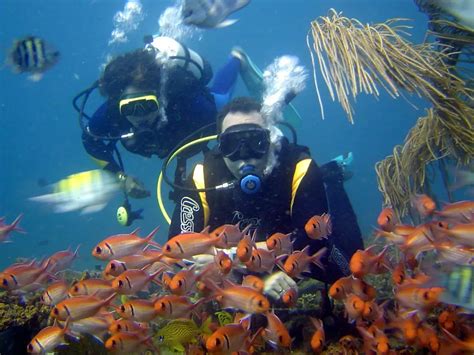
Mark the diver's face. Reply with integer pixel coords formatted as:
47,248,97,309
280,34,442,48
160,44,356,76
220,111,271,179
122,86,160,129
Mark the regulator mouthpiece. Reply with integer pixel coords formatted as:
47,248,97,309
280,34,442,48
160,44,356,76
239,165,261,194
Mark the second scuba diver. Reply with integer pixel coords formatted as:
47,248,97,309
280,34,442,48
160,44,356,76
76,36,245,224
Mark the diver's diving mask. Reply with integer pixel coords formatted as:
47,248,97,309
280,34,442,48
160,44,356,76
119,92,160,118
218,124,271,161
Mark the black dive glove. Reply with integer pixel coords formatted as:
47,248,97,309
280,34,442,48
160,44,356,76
117,172,150,199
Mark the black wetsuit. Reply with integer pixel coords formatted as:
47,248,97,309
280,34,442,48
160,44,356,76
82,66,217,173
168,138,364,283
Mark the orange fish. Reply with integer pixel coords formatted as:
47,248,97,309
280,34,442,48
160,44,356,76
266,232,293,255
283,246,327,279
310,317,325,353
154,295,205,319
417,323,440,352
428,239,474,265
263,310,291,349
236,230,256,263
27,319,71,353
212,223,251,248
163,226,218,259
434,200,474,223
51,293,116,321
205,318,253,353
0,259,51,291
411,193,436,217
64,312,114,343
438,307,460,332
103,249,164,277
169,266,199,295
281,287,298,307
349,245,390,278
442,327,474,352
0,213,25,242
109,319,149,334
377,207,397,232
116,298,157,322
241,275,264,292
45,245,80,273
214,251,233,275
388,313,419,344
343,294,365,322
395,285,443,316
92,226,160,260
41,280,69,306
68,278,114,298
111,267,163,295
105,332,155,353
392,261,406,286
358,326,390,355
400,224,434,257
206,279,270,314
305,213,332,240
433,222,474,247
245,248,275,273
161,271,173,292
329,275,376,301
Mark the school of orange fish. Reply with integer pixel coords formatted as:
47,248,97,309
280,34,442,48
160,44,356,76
0,195,473,354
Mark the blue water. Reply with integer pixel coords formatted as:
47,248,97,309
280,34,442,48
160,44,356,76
0,0,431,270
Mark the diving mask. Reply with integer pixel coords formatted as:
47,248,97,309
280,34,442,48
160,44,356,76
218,124,270,161
119,92,160,117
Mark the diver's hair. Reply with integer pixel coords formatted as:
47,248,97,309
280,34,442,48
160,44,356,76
217,96,262,133
99,50,162,99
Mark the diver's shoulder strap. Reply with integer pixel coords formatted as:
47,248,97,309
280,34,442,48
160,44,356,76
192,164,210,226
287,143,313,216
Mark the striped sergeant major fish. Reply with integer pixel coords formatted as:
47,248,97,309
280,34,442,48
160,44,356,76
8,36,60,81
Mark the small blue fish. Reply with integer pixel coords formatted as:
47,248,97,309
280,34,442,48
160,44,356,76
182,0,250,28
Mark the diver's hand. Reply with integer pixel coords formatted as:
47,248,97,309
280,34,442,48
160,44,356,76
117,173,150,199
264,271,297,301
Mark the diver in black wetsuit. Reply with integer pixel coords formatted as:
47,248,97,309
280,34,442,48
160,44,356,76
168,97,364,297
81,36,241,201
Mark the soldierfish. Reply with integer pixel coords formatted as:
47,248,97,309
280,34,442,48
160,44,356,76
0,214,25,242
103,249,164,277
377,207,397,232
164,226,218,259
266,231,293,255
262,310,292,349
45,245,80,273
305,213,332,240
213,223,252,248
116,299,157,322
0,259,51,291
182,0,251,29
109,319,149,334
205,317,253,353
63,312,114,344
41,280,69,306
27,319,71,353
111,267,163,295
411,194,436,218
105,332,155,353
283,246,327,279
68,278,115,298
206,279,270,314
236,229,256,262
154,295,205,319
434,200,474,223
349,245,391,278
310,318,325,353
51,293,116,321
93,227,160,260
245,248,275,273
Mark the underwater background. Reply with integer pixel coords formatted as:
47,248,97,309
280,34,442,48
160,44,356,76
0,0,435,271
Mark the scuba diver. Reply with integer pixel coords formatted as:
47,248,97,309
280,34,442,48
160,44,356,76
75,36,246,226
167,96,364,299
